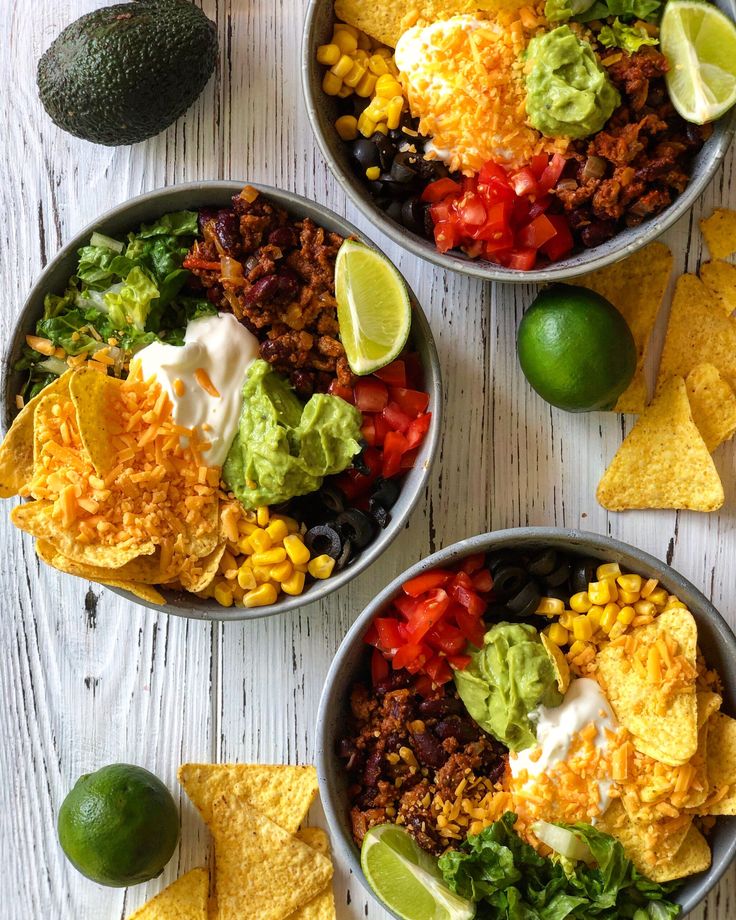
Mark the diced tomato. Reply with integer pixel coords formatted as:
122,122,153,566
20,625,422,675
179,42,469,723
392,642,430,671
400,446,420,470
382,429,409,478
457,193,486,227
413,675,435,698
541,213,574,260
405,588,451,643
434,220,463,253
509,167,538,198
452,570,474,591
447,654,472,670
382,402,412,434
461,553,485,575
462,240,485,259
402,569,453,597
375,617,404,653
425,656,453,685
530,153,549,180
363,622,379,647
472,202,513,241
361,417,376,447
374,359,407,387
406,413,431,449
518,214,558,251
538,153,568,193
373,414,391,447
508,249,537,271
421,177,462,203
454,606,486,648
451,583,487,617
390,388,430,417
336,446,381,498
430,200,454,224
402,352,423,388
328,380,355,404
472,568,493,593
527,195,552,221
354,378,388,412
371,647,389,685
426,620,467,655
393,593,420,620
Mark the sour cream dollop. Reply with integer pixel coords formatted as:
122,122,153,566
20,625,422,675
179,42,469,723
135,313,259,466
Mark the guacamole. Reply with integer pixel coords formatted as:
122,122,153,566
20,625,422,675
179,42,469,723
454,622,563,752
525,26,620,139
222,360,362,509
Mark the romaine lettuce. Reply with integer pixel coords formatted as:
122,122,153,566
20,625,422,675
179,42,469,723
598,18,659,52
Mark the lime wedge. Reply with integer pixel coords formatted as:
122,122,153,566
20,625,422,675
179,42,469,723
661,0,736,124
335,239,412,376
360,824,476,920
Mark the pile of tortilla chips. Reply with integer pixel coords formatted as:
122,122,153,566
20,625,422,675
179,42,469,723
0,366,227,604
128,763,336,920
594,607,736,882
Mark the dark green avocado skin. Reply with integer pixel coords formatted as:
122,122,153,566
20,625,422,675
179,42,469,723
37,0,218,146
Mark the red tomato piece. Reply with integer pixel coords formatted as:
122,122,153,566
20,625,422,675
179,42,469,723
406,413,431,449
509,167,538,198
454,606,486,648
375,617,404,652
447,653,472,670
426,620,468,655
374,360,407,387
382,402,412,433
472,568,494,593
363,622,379,646
354,378,388,412
527,195,552,221
361,417,376,447
390,388,430,417
508,249,537,271
518,214,558,251
405,588,451,642
422,178,463,203
328,380,355,404
458,193,486,227
425,656,453,685
433,220,463,253
539,153,568,193
404,645,432,674
400,446,420,470
451,583,486,617
392,642,429,671
461,553,485,575
382,430,410,478
413,675,435,698
374,413,391,447
371,647,390,684
402,569,453,597
541,213,574,260
393,593,420,618
530,153,549,179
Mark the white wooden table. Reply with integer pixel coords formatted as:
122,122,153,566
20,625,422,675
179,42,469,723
1,2,735,918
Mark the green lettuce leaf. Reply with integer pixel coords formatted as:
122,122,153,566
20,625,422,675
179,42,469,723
544,0,596,23
76,244,136,289
577,0,661,21
136,210,199,238
598,18,659,51
103,266,160,330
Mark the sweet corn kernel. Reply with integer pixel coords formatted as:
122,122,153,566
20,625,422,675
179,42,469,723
665,594,682,609
270,514,300,534
357,112,377,136
374,46,392,59
366,96,387,117
366,166,381,180
569,639,588,658
266,519,290,543
548,623,569,646
641,578,659,598
294,562,309,573
284,534,310,565
572,615,593,641
648,587,669,606
634,600,655,616
597,562,621,580
249,528,272,553
282,570,306,596
270,560,293,582
570,591,592,613
386,96,404,129
618,588,640,605
334,29,359,53
231,582,246,603
316,43,341,65
237,565,257,591
219,549,238,576
354,48,369,62
322,72,342,95
588,605,605,627
375,74,402,96
244,583,278,608
254,564,275,582
214,583,233,607
256,506,269,527
536,597,565,616
357,30,372,50
608,622,627,640
617,573,642,593
372,122,389,134
355,72,378,97
605,578,619,601
308,554,336,579
337,84,354,98
251,547,287,566
239,520,258,536
559,611,576,630
588,580,612,605
368,54,389,75
331,54,354,78
237,535,253,554
344,62,366,88
600,604,619,634
617,605,636,625
333,22,359,37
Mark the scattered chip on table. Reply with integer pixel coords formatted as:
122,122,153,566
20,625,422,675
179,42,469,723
127,867,209,920
570,242,672,414
700,208,736,260
656,274,736,394
178,763,318,833
596,377,724,512
685,363,736,452
289,828,337,920
210,793,333,920
700,260,736,315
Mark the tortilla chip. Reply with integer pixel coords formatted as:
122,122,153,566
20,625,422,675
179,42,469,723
656,274,736,394
13,501,155,566
289,829,337,920
210,794,333,920
596,609,698,765
596,376,724,512
698,690,722,729
100,579,166,606
69,367,122,476
127,867,209,920
571,242,672,413
700,208,736,260
541,633,571,694
646,825,711,882
178,763,318,834
685,363,736,452
178,541,226,593
698,712,736,815
700,260,736,315
0,372,72,498
334,0,527,46
35,538,171,583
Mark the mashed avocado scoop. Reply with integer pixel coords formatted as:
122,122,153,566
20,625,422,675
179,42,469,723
525,26,620,138
454,622,563,752
223,360,362,509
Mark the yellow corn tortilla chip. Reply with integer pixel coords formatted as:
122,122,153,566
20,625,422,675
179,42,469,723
541,633,571,694
127,867,209,920
178,541,226,593
571,242,672,413
35,538,172,584
700,260,736,315
210,793,333,920
69,367,123,476
178,763,318,834
596,608,698,765
646,825,711,883
596,376,724,512
700,208,736,260
698,712,736,815
697,690,722,729
0,371,72,498
334,0,526,46
656,273,736,394
289,829,337,920
685,363,736,452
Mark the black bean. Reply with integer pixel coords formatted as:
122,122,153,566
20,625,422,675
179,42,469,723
304,524,342,559
580,220,616,248
435,717,479,745
335,509,375,549
275,268,299,300
352,138,380,171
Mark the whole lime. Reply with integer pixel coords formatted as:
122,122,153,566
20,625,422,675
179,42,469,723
517,284,637,412
57,764,179,887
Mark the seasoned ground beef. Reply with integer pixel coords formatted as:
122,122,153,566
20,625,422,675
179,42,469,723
186,188,355,396
554,47,712,247
338,670,507,855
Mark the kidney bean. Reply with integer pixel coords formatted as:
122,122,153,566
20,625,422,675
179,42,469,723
268,226,297,249
410,729,449,769
244,274,280,304
214,209,241,254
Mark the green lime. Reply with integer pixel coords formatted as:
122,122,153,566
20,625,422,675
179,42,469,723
517,284,636,412
335,239,412,376
661,0,736,124
360,824,476,920
57,764,179,887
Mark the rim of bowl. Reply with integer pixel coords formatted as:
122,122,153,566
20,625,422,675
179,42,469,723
316,527,736,918
1,180,443,622
302,0,736,283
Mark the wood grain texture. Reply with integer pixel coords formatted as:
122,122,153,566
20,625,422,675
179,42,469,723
0,1,735,918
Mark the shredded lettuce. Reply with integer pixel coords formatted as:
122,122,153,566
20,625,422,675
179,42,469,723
546,0,660,22
598,17,659,51
438,813,681,919
545,0,597,23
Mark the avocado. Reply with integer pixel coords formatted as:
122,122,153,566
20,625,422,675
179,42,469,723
37,0,218,146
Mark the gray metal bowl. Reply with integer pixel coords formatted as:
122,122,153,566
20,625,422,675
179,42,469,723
303,1,736,283
317,528,736,917
1,181,442,621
